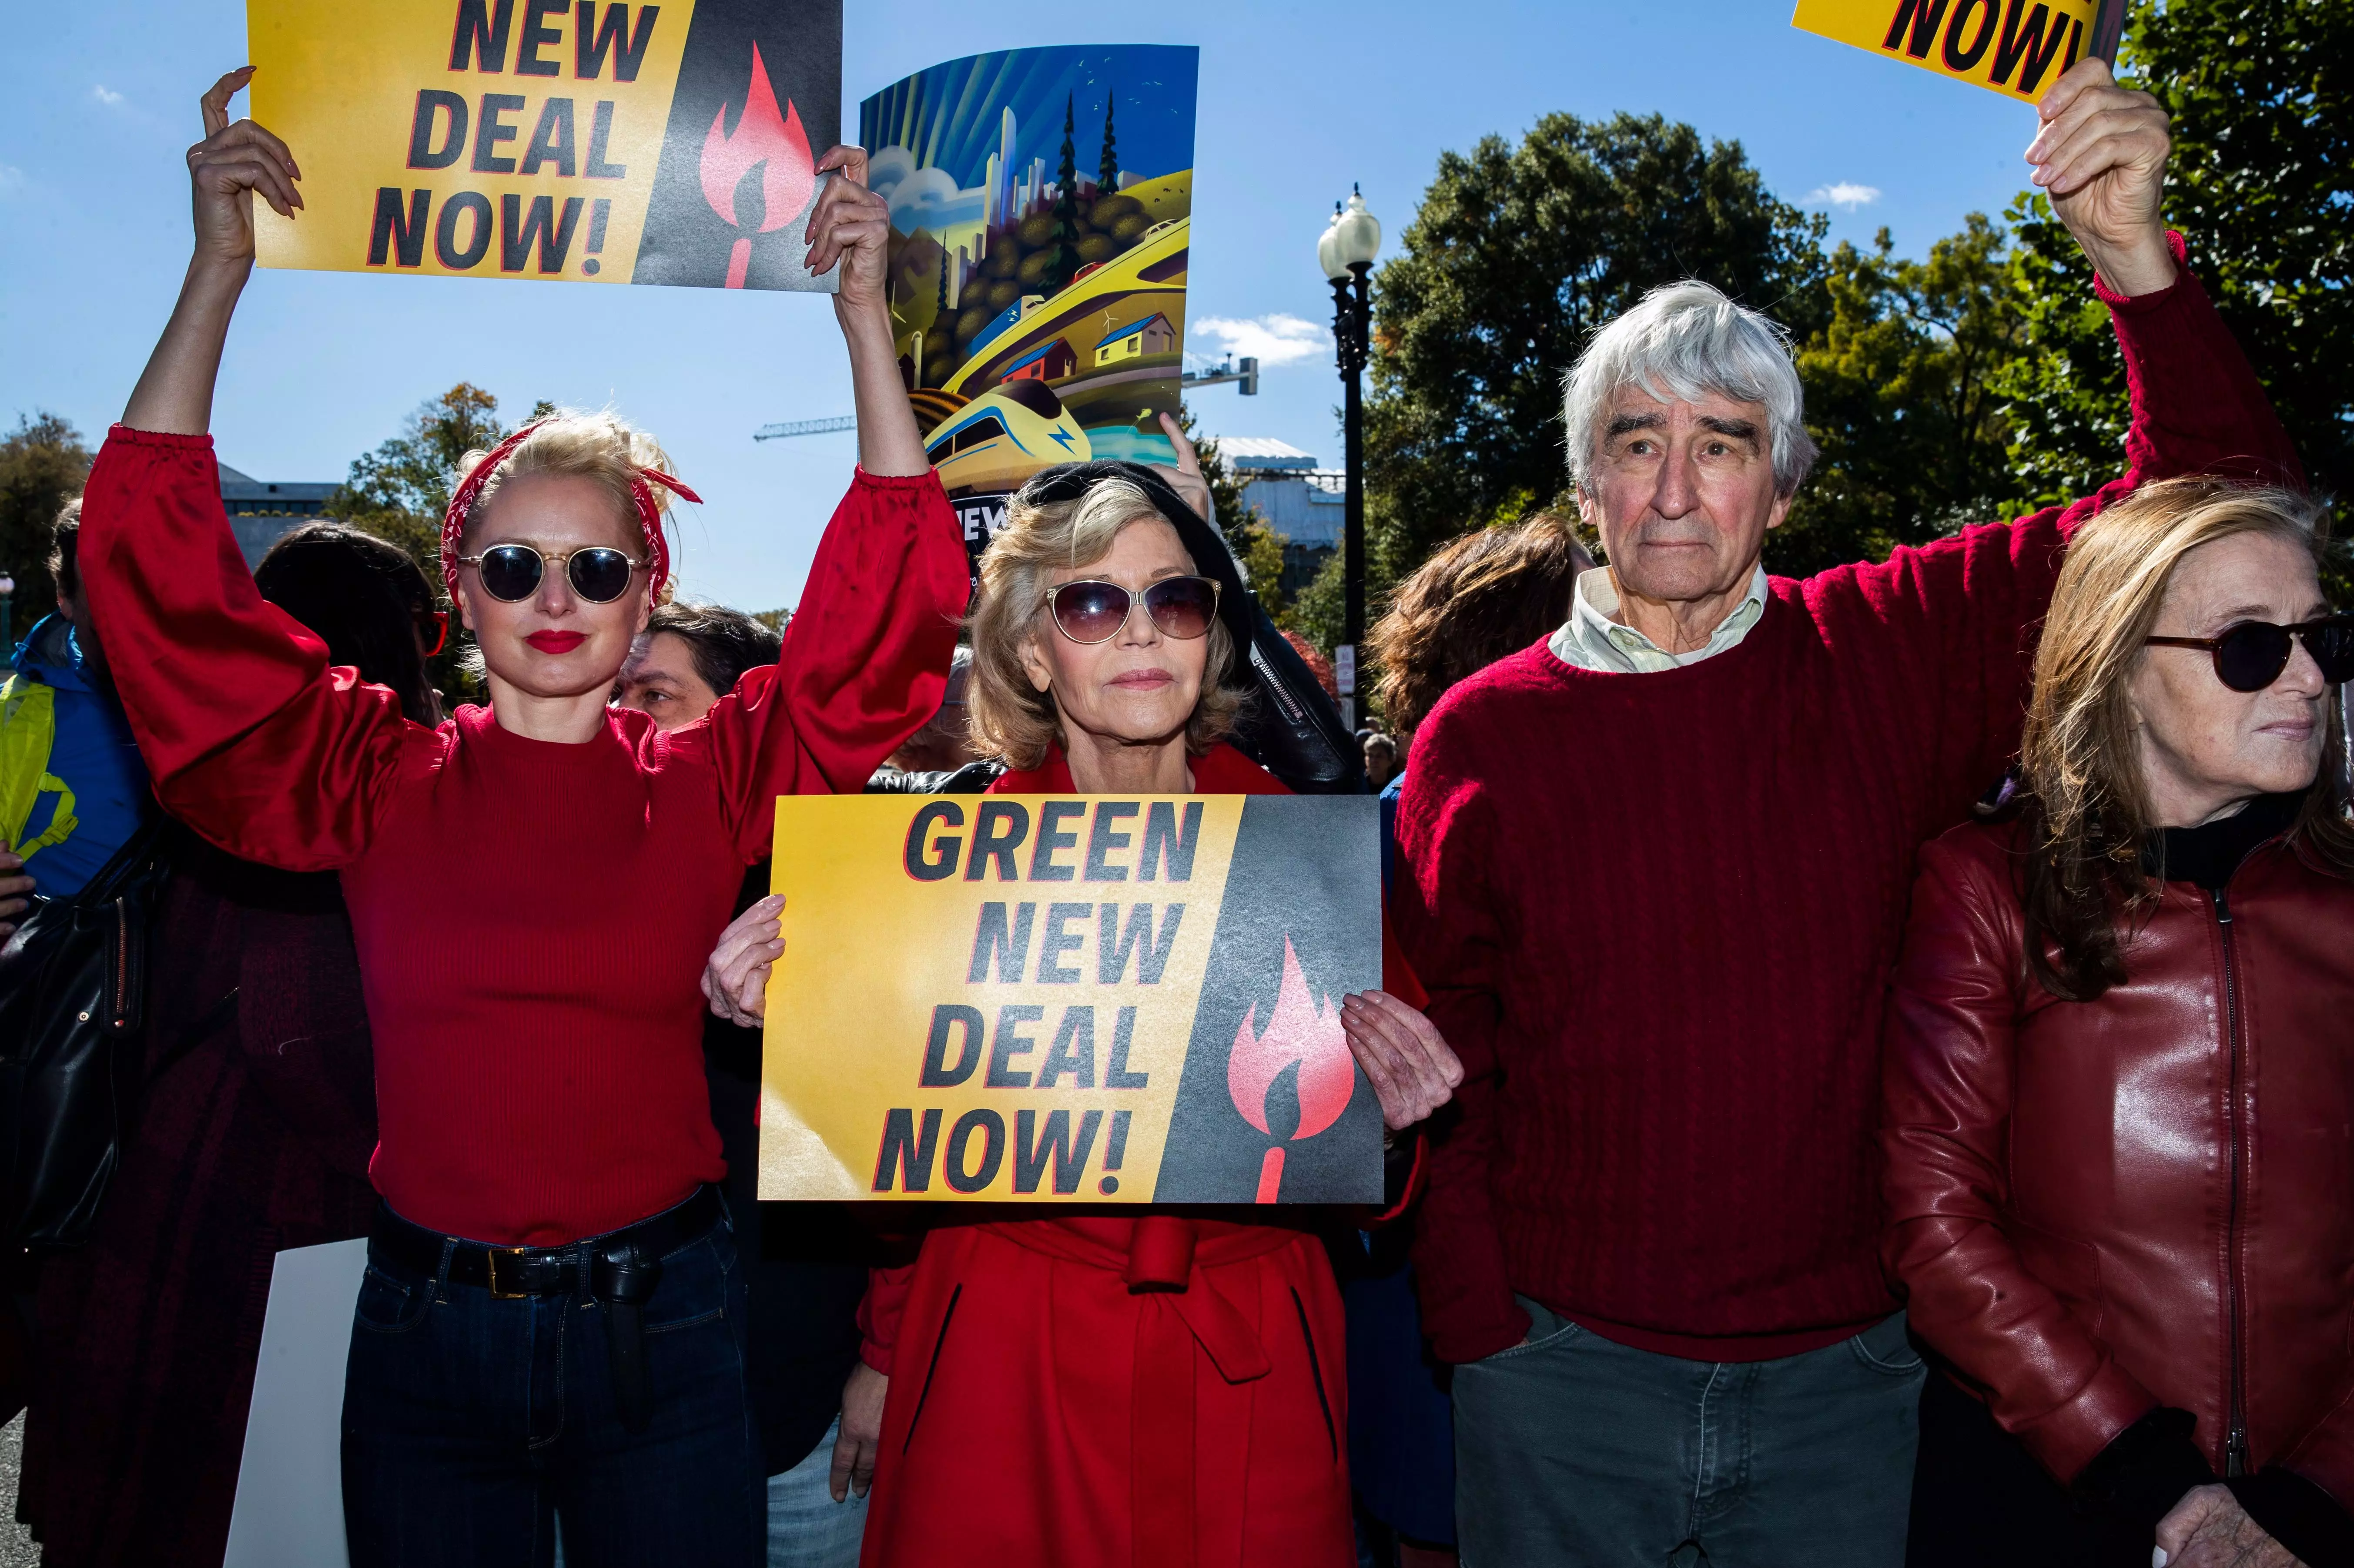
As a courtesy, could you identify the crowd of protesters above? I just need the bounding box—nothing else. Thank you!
[1,49,2349,1568]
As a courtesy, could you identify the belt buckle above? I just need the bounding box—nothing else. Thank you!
[486,1247,529,1300]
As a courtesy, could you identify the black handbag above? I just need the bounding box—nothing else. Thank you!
[1018,460,1369,795]
[0,819,170,1251]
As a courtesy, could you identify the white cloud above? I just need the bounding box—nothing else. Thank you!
[864,148,988,247]
[0,165,23,193]
[1806,181,1882,211]
[1190,313,1329,368]
[882,164,985,239]
[865,146,917,198]
[91,85,124,107]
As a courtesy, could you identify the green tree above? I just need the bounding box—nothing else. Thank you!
[325,383,541,694]
[0,412,95,636]
[1984,194,2123,509]
[325,383,519,582]
[1176,405,1250,528]
[1996,0,2351,504]
[1230,519,1290,624]
[1289,552,1345,654]
[1175,405,1287,620]
[1362,111,1830,596]
[1097,94,1118,193]
[1047,97,1085,296]
[1776,215,2023,576]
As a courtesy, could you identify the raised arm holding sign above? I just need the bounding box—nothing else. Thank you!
[1392,50,2303,1568]
[83,67,968,1568]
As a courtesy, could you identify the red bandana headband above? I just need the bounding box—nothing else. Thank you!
[439,420,702,605]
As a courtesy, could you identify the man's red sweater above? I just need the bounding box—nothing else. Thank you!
[1392,247,2302,1365]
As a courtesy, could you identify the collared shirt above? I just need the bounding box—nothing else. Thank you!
[1547,564,1770,673]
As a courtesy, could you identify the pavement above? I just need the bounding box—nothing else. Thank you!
[0,1415,37,1565]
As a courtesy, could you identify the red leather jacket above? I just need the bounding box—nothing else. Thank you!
[1882,815,2354,1508]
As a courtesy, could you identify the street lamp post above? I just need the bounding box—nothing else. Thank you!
[1319,186,1380,732]
[0,574,13,654]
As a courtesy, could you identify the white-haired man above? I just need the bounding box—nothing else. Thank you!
[1392,60,2303,1565]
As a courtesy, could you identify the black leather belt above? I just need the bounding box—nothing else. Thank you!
[371,1185,724,1300]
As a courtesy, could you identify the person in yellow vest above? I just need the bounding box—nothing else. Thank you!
[0,498,153,934]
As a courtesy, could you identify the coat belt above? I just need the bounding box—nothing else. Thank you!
[981,1214,1286,1384]
[985,1215,1291,1568]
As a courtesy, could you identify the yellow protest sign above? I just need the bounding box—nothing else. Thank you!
[245,0,841,288]
[1791,0,2117,103]
[758,794,1383,1205]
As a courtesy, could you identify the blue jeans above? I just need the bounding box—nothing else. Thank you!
[340,1199,765,1568]
[1452,1297,1923,1567]
[766,1416,867,1568]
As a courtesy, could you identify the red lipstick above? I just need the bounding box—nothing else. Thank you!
[526,630,587,654]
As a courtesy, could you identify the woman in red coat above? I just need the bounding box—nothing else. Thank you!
[1882,479,2354,1568]
[710,455,1465,1566]
[75,70,967,1568]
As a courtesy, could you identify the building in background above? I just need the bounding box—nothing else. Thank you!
[1095,312,1179,368]
[219,464,339,569]
[1222,438,1342,600]
[1003,339,1079,382]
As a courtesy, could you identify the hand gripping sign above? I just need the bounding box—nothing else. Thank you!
[1791,0,2124,103]
[758,794,1384,1205]
[246,0,842,288]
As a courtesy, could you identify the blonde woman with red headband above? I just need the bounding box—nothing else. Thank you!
[74,70,966,1568]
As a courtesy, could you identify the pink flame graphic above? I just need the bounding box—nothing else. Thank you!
[1228,937,1356,1201]
[699,44,815,288]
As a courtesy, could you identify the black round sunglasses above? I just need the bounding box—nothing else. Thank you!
[455,544,647,604]
[2146,613,2354,693]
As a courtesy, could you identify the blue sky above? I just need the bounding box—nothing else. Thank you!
[861,45,1198,194]
[2,0,2045,612]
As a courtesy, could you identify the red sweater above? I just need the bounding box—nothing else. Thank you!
[1392,251,2302,1365]
[80,429,968,1245]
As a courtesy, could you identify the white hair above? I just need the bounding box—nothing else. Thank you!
[1562,281,1817,499]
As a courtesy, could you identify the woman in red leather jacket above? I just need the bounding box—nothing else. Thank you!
[1883,477,2354,1568]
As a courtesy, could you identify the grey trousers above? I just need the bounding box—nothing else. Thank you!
[1453,1297,1923,1568]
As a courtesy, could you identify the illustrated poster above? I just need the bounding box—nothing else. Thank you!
[857,46,1200,573]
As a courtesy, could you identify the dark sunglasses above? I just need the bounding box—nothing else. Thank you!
[414,606,449,657]
[1044,576,1222,644]
[2146,613,2354,693]
[454,544,647,605]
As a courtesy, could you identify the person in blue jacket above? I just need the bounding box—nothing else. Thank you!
[2,499,152,916]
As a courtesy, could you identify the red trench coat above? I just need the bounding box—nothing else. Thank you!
[857,744,1400,1568]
